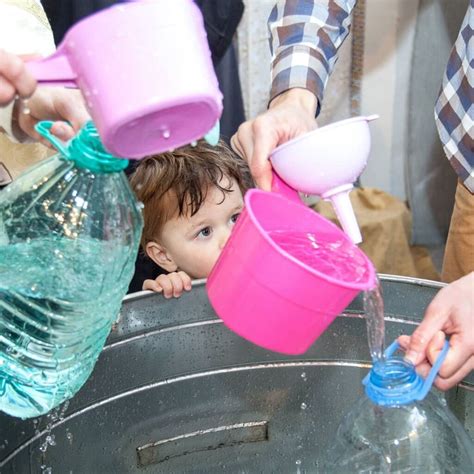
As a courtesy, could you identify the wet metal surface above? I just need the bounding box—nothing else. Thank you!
[0,275,471,473]
[137,421,268,467]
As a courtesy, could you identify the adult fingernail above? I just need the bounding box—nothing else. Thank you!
[405,351,418,365]
[54,125,68,139]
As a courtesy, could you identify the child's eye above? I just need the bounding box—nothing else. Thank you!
[230,213,241,224]
[197,226,212,239]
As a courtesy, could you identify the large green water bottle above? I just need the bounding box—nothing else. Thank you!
[0,121,143,419]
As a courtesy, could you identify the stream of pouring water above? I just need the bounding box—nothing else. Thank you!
[363,278,385,361]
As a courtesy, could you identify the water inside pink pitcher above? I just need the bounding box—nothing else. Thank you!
[268,230,369,283]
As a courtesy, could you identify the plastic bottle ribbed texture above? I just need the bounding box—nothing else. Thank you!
[0,122,143,418]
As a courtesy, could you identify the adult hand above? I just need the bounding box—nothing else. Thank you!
[142,271,192,299]
[13,87,90,144]
[231,88,318,191]
[0,49,37,105]
[398,272,474,390]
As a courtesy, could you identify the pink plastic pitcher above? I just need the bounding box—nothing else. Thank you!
[207,175,376,355]
[26,0,222,158]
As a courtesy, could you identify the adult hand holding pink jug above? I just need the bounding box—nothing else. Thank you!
[0,49,89,144]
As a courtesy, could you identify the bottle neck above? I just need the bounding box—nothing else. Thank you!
[365,357,423,406]
[67,122,129,173]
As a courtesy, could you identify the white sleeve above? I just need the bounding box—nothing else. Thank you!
[0,1,55,141]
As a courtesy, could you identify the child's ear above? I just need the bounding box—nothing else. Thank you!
[146,242,178,272]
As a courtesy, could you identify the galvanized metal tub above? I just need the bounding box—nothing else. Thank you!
[0,275,472,473]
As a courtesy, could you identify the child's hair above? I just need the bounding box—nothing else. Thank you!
[130,139,253,250]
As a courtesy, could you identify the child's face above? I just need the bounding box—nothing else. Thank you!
[153,179,244,279]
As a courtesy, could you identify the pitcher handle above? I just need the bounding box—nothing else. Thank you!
[271,172,301,203]
[26,47,78,88]
[35,121,70,157]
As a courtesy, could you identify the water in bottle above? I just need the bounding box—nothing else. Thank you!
[0,121,143,418]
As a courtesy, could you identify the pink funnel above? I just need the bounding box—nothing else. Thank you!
[270,115,378,244]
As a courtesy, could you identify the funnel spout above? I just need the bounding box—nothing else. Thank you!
[323,185,362,244]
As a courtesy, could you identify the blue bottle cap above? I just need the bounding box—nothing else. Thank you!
[362,339,449,406]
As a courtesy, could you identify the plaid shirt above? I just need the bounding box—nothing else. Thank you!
[269,0,474,192]
[434,1,474,193]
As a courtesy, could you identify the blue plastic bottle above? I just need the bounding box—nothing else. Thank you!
[0,122,143,418]
[324,341,474,472]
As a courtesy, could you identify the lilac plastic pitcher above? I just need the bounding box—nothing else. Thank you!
[26,0,222,158]
[207,175,376,355]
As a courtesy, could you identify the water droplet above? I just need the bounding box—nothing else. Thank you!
[162,128,171,139]
[300,402,307,410]
[295,459,302,465]
[301,372,307,381]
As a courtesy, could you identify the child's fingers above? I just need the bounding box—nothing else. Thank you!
[156,275,174,298]
[142,279,163,293]
[168,272,185,297]
[178,271,192,291]
[142,272,192,298]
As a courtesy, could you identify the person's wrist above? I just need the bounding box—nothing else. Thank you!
[269,88,318,116]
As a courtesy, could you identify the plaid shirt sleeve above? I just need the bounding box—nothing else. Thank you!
[268,0,357,115]
[434,1,474,193]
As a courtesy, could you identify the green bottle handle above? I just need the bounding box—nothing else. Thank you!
[35,121,70,158]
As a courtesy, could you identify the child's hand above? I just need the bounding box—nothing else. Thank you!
[142,271,192,298]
